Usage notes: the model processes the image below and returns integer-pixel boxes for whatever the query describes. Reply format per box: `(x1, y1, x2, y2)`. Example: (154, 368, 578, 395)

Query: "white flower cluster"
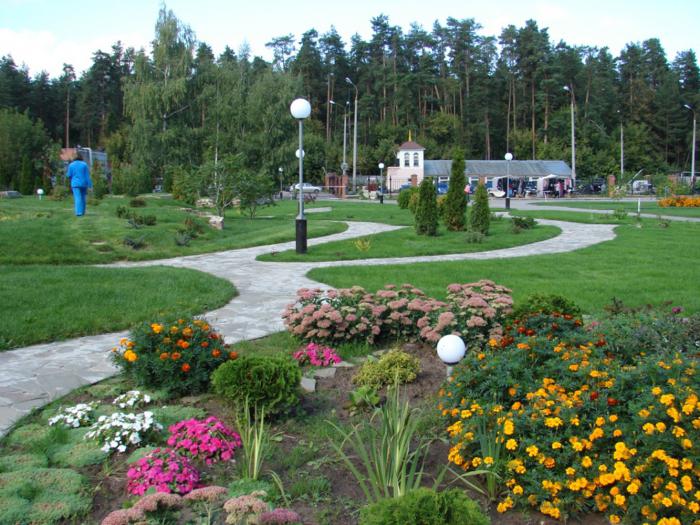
(48, 402, 97, 428)
(113, 390, 152, 410)
(85, 411, 162, 453)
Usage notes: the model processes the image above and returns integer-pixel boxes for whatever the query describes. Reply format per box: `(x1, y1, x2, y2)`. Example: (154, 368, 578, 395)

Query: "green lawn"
(535, 199, 700, 217)
(257, 220, 559, 262)
(0, 265, 236, 351)
(0, 196, 346, 264)
(308, 220, 700, 315)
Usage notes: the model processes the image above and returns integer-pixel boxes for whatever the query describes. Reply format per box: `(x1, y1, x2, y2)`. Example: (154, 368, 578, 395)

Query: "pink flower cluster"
(167, 416, 242, 465)
(293, 342, 341, 367)
(101, 492, 183, 525)
(284, 281, 513, 350)
(260, 508, 302, 524)
(126, 447, 200, 496)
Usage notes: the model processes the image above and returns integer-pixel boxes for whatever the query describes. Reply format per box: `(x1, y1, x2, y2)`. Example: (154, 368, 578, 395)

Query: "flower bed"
(440, 311, 699, 524)
(283, 280, 512, 348)
(658, 196, 700, 208)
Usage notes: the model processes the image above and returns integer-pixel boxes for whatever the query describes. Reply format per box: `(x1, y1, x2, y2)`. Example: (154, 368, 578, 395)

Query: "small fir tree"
(18, 156, 34, 195)
(443, 149, 467, 231)
(415, 177, 438, 236)
(91, 162, 108, 199)
(468, 182, 490, 235)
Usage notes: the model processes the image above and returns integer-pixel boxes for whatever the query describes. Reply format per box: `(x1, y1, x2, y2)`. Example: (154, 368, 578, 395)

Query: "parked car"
(436, 182, 449, 195)
(630, 180, 654, 194)
(290, 182, 322, 193)
(579, 178, 606, 194)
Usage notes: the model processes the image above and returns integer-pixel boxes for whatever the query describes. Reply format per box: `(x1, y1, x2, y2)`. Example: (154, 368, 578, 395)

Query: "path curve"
(0, 217, 615, 435)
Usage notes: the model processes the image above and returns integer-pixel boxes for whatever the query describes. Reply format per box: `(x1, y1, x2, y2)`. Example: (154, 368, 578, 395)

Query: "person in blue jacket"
(66, 152, 92, 216)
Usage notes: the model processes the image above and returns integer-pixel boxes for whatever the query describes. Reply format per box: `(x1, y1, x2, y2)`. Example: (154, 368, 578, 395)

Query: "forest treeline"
(0, 6, 698, 193)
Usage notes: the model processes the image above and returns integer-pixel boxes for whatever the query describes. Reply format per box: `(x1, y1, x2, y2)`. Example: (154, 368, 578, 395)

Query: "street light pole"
(685, 104, 696, 192)
(341, 101, 349, 178)
(290, 98, 311, 254)
(564, 85, 576, 190)
(346, 77, 358, 193)
(504, 152, 513, 210)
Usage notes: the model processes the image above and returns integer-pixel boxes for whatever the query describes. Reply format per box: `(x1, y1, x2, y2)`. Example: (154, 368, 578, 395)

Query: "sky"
(1, 0, 699, 78)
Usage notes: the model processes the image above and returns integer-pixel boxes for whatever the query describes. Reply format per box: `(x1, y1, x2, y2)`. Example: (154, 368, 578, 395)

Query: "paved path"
(0, 216, 616, 435)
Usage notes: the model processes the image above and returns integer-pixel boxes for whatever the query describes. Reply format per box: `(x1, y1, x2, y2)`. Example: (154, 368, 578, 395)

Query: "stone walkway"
(0, 216, 617, 435)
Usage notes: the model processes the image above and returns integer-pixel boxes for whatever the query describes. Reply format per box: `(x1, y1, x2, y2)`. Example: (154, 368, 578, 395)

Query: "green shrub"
(359, 488, 490, 525)
(468, 183, 490, 235)
(511, 293, 583, 321)
(92, 162, 108, 199)
(129, 197, 147, 208)
(212, 355, 301, 415)
(414, 178, 438, 236)
(111, 318, 231, 397)
(465, 230, 485, 244)
(511, 216, 535, 230)
(408, 190, 420, 214)
(49, 184, 69, 201)
(111, 163, 149, 196)
(51, 442, 108, 468)
(352, 350, 420, 389)
(115, 205, 129, 218)
(397, 187, 415, 209)
(122, 236, 147, 250)
(436, 195, 447, 221)
(443, 150, 467, 231)
(172, 166, 200, 205)
(151, 405, 207, 428)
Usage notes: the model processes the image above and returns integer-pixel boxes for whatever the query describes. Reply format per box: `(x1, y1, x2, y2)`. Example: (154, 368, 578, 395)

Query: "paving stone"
(313, 368, 337, 379)
(300, 377, 316, 393)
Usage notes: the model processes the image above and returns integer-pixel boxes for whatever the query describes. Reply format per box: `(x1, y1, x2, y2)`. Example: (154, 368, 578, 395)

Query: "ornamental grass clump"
(166, 416, 242, 465)
(111, 318, 236, 396)
(440, 307, 699, 524)
(126, 447, 200, 496)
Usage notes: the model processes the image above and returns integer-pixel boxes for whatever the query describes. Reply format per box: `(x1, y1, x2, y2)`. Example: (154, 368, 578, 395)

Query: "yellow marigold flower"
(566, 467, 576, 476)
(688, 501, 699, 513)
(150, 323, 164, 334)
(660, 393, 675, 406)
(626, 481, 639, 494)
(503, 419, 515, 435)
(488, 338, 498, 347)
(484, 456, 494, 466)
(589, 427, 604, 441)
(655, 422, 666, 432)
(551, 441, 562, 450)
(170, 326, 179, 334)
(661, 497, 673, 507)
(544, 417, 563, 428)
(671, 425, 685, 437)
(569, 416, 580, 426)
(595, 416, 606, 427)
(513, 485, 523, 495)
(643, 422, 655, 434)
(638, 408, 650, 418)
(471, 457, 482, 467)
(680, 458, 693, 470)
(569, 363, 579, 372)
(609, 414, 618, 422)
(496, 497, 514, 513)
(477, 353, 485, 360)
(581, 456, 593, 468)
(681, 438, 692, 449)
(506, 438, 518, 450)
(613, 429, 622, 437)
(526, 445, 539, 457)
(613, 494, 625, 506)
(123, 349, 137, 362)
(667, 407, 681, 423)
(651, 386, 662, 396)
(508, 387, 517, 396)
(608, 515, 620, 524)
(543, 457, 556, 469)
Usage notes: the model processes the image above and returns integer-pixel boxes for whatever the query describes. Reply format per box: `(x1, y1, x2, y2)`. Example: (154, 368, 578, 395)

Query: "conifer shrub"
(352, 350, 420, 389)
(414, 177, 438, 236)
(91, 162, 108, 199)
(397, 187, 416, 209)
(358, 488, 489, 525)
(468, 183, 490, 235)
(211, 355, 301, 415)
(443, 150, 467, 231)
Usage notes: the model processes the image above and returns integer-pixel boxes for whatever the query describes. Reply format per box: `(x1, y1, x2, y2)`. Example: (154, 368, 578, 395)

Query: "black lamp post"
(290, 98, 311, 254)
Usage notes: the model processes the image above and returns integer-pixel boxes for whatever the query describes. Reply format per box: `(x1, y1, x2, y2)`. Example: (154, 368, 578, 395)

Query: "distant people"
(66, 152, 92, 216)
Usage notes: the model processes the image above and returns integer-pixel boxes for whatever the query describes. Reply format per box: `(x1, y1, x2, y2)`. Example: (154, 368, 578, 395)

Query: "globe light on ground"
(37, 188, 44, 200)
(437, 334, 466, 378)
(290, 98, 311, 120)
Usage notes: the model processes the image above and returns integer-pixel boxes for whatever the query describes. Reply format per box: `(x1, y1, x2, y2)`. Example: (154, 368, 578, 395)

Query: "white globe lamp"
(290, 98, 311, 120)
(437, 334, 466, 378)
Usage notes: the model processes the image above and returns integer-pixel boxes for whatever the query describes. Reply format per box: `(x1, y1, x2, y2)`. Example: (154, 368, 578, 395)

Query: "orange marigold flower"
(182, 327, 193, 338)
(159, 352, 169, 360)
(177, 339, 190, 349)
(123, 350, 138, 362)
(181, 363, 191, 373)
(212, 349, 221, 358)
(171, 352, 181, 360)
(229, 351, 239, 360)
(201, 341, 209, 348)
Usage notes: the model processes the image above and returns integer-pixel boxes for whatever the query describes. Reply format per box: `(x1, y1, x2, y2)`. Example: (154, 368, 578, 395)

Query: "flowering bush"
(113, 390, 152, 410)
(166, 416, 242, 465)
(440, 311, 699, 524)
(111, 318, 236, 396)
(283, 286, 379, 344)
(48, 402, 97, 428)
(659, 195, 700, 207)
(284, 281, 512, 349)
(101, 492, 183, 525)
(259, 508, 302, 524)
(126, 447, 200, 495)
(223, 492, 269, 524)
(293, 342, 341, 367)
(85, 411, 162, 453)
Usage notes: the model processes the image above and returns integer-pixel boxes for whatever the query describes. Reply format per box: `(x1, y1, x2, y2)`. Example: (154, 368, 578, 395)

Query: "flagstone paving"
(0, 214, 619, 435)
